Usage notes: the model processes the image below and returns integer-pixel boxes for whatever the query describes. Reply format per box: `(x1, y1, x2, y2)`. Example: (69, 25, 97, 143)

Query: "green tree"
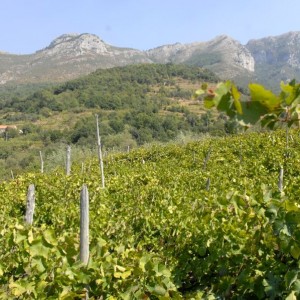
(109, 118, 125, 133)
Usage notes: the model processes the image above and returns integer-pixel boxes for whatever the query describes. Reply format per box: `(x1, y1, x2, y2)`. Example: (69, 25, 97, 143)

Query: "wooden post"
(25, 184, 35, 225)
(80, 185, 89, 299)
(239, 141, 243, 164)
(206, 178, 210, 191)
(80, 185, 89, 265)
(203, 148, 211, 170)
(66, 145, 71, 176)
(96, 115, 105, 188)
(278, 166, 284, 193)
(39, 151, 44, 173)
(286, 127, 289, 150)
(10, 170, 14, 180)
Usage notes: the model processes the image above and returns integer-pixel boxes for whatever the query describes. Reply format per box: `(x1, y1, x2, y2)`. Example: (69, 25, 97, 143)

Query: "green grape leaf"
(231, 83, 242, 114)
(286, 211, 300, 224)
(285, 270, 298, 289)
(146, 284, 167, 296)
(260, 114, 279, 129)
(280, 81, 296, 105)
(292, 279, 300, 293)
(249, 83, 281, 112)
(204, 95, 216, 109)
(217, 92, 236, 118)
(43, 229, 57, 246)
(31, 257, 46, 273)
(263, 274, 281, 299)
(13, 229, 27, 244)
(119, 290, 133, 300)
(194, 88, 206, 97)
(281, 225, 291, 236)
(139, 254, 151, 272)
(60, 289, 81, 300)
(238, 100, 269, 125)
(153, 263, 171, 277)
(114, 270, 132, 279)
(9, 282, 28, 297)
(286, 291, 297, 300)
(290, 244, 300, 259)
(214, 82, 230, 104)
(29, 238, 51, 258)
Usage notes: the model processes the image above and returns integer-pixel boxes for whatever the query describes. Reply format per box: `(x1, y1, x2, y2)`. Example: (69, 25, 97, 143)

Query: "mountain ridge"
(1, 31, 300, 90)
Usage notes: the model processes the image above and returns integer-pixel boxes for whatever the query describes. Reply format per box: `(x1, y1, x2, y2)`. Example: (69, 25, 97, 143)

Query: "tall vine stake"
(80, 184, 89, 264)
(80, 185, 89, 299)
(25, 184, 35, 225)
(39, 150, 44, 173)
(278, 166, 284, 193)
(66, 145, 71, 176)
(96, 114, 105, 188)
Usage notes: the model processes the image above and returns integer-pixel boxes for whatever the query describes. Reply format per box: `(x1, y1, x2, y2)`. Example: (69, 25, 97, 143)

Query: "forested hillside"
(0, 63, 236, 179)
(1, 64, 218, 112)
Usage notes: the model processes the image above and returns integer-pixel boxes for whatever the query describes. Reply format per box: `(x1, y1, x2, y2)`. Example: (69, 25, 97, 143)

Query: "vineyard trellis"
(1, 80, 300, 298)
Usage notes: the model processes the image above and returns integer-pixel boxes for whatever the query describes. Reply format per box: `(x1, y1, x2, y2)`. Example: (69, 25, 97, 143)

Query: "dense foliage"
(0, 64, 231, 179)
(1, 64, 218, 113)
(1, 129, 300, 298)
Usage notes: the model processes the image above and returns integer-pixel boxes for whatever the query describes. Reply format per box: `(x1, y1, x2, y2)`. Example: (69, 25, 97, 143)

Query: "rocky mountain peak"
(207, 35, 255, 72)
(147, 35, 255, 75)
(37, 33, 108, 57)
(47, 33, 81, 48)
(206, 35, 235, 46)
(146, 42, 185, 62)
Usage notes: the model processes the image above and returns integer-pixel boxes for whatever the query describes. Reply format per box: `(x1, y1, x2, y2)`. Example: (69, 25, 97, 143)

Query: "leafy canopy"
(195, 79, 300, 129)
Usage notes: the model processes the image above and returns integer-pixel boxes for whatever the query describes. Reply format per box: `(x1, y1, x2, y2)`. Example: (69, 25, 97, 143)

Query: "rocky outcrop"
(246, 31, 300, 68)
(36, 33, 109, 56)
(201, 35, 255, 72)
(245, 31, 300, 88)
(146, 43, 186, 63)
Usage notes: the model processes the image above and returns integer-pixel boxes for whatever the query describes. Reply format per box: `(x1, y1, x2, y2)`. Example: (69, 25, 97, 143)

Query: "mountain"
(0, 33, 151, 85)
(147, 35, 255, 87)
(1, 31, 300, 90)
(245, 31, 300, 89)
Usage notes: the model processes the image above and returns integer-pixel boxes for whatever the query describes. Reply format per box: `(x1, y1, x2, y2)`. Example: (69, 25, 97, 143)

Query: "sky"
(0, 0, 299, 54)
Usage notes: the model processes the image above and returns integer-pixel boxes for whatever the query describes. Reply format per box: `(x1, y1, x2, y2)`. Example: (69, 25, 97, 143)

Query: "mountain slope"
(1, 31, 300, 90)
(0, 63, 226, 179)
(246, 31, 300, 89)
(147, 35, 255, 78)
(0, 33, 254, 86)
(0, 33, 152, 84)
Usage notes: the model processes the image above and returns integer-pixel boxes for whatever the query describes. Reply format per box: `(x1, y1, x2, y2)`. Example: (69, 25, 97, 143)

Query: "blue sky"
(1, 0, 299, 54)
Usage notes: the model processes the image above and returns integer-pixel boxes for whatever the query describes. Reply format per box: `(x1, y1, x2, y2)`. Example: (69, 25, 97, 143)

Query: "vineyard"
(1, 129, 300, 299)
